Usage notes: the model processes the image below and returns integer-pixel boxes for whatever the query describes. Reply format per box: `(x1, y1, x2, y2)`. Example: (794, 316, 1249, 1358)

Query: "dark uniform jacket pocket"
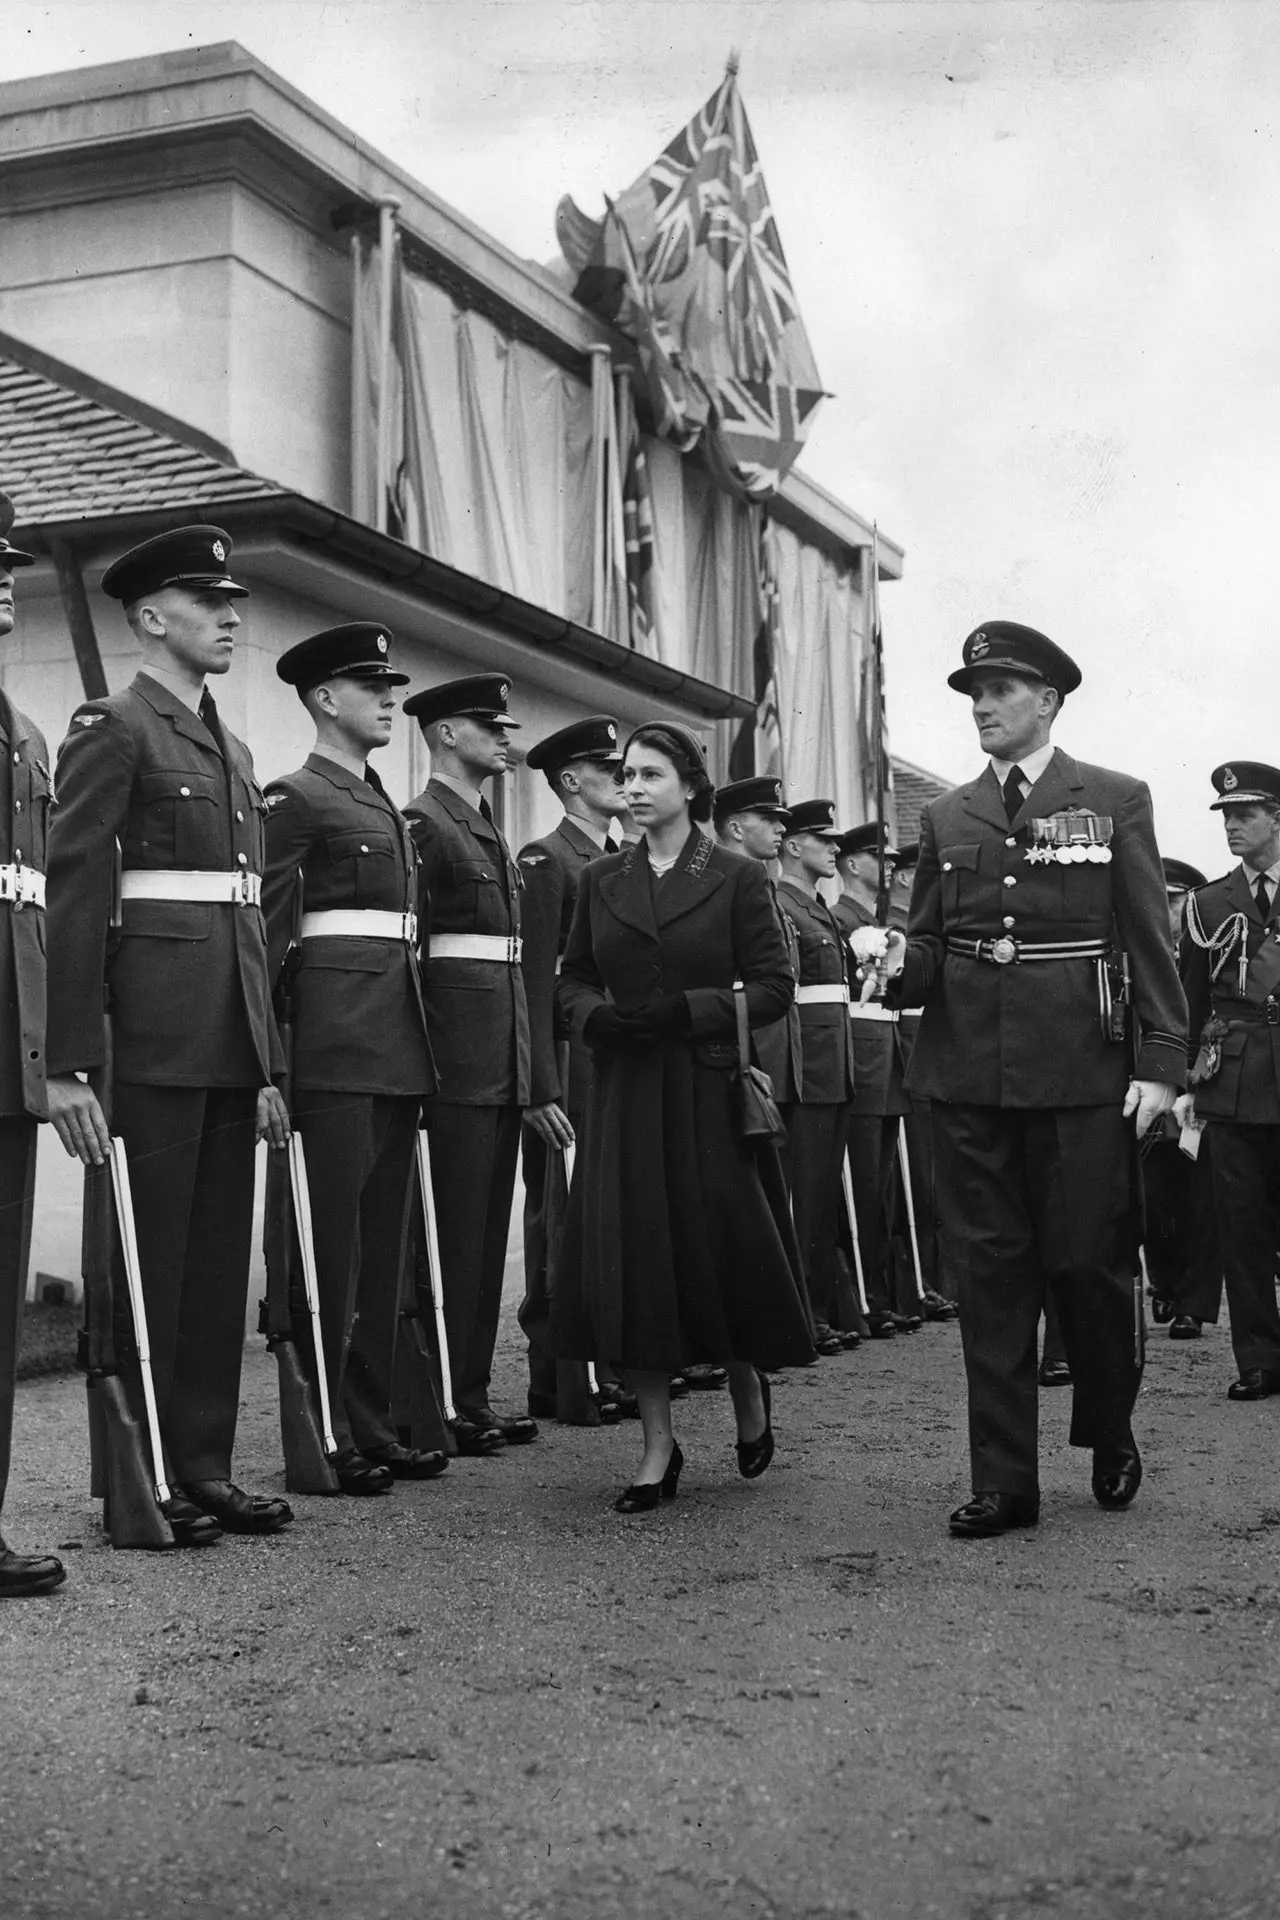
(136, 768, 222, 865)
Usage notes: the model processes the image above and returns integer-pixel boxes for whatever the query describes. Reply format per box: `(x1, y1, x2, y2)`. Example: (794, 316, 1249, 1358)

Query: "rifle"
(259, 938, 340, 1493)
(415, 1129, 457, 1426)
(840, 1150, 872, 1318)
(80, 956, 176, 1549)
(896, 1120, 927, 1307)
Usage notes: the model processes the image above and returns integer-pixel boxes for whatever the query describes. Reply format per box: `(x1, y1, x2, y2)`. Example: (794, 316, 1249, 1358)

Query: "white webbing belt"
(848, 1003, 899, 1023)
(121, 869, 262, 907)
(301, 910, 417, 943)
(429, 933, 523, 964)
(795, 984, 849, 1006)
(0, 864, 45, 908)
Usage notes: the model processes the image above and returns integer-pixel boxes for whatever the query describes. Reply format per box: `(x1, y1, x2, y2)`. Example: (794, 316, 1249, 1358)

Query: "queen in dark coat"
(552, 724, 814, 1512)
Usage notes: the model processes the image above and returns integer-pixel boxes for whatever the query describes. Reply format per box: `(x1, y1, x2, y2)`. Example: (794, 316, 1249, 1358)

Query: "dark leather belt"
(947, 935, 1111, 967)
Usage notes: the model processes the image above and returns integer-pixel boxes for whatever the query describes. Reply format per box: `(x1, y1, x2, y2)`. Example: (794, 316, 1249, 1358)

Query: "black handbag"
(731, 987, 788, 1143)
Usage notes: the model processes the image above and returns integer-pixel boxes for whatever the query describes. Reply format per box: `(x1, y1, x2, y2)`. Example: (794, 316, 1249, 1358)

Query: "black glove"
(582, 1006, 649, 1050)
(629, 994, 691, 1039)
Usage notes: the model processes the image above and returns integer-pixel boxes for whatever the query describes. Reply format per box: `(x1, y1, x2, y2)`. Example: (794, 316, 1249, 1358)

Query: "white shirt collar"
(989, 741, 1056, 789)
(1242, 855, 1280, 889)
(433, 770, 486, 813)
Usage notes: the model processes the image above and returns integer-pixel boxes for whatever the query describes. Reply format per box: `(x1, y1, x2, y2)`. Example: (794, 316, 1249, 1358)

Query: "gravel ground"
(3, 1278, 1279, 1920)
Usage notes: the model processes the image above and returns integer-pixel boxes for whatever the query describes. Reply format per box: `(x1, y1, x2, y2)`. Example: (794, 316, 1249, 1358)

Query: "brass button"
(179, 786, 191, 798)
(360, 844, 370, 854)
(942, 861, 953, 873)
(13, 799, 19, 811)
(12, 849, 20, 861)
(1003, 915, 1015, 929)
(237, 852, 248, 866)
(1005, 836, 1017, 848)
(1003, 875, 1017, 888)
(236, 809, 244, 823)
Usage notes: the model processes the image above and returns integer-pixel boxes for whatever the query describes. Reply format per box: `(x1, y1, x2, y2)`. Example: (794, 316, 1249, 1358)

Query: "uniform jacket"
(517, 814, 610, 1116)
(753, 877, 803, 1105)
(45, 673, 280, 1089)
(831, 892, 910, 1119)
(1182, 865, 1280, 1123)
(261, 753, 436, 1098)
(405, 777, 531, 1106)
(775, 880, 856, 1105)
(0, 692, 49, 1119)
(895, 747, 1188, 1107)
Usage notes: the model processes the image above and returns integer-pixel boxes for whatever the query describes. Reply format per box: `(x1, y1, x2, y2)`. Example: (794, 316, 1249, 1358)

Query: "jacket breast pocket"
(449, 856, 497, 900)
(938, 843, 981, 915)
(325, 828, 396, 906)
(138, 769, 222, 866)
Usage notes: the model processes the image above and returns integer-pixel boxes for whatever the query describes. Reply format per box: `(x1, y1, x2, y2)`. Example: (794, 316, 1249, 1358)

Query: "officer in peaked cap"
(774, 800, 859, 1355)
(402, 672, 536, 1453)
(831, 826, 917, 1336)
(0, 492, 65, 1595)
(517, 716, 626, 1424)
(45, 523, 293, 1548)
(261, 625, 443, 1494)
(1178, 761, 1280, 1398)
(887, 620, 1187, 1538)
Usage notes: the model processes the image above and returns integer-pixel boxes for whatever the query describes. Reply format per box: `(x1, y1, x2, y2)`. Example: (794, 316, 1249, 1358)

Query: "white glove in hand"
(848, 926, 888, 965)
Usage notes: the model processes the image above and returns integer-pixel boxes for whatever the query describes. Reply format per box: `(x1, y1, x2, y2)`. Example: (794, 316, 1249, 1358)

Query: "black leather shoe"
(159, 1492, 223, 1547)
(922, 1290, 959, 1322)
(362, 1442, 447, 1480)
(667, 1373, 691, 1398)
(1150, 1294, 1175, 1325)
(1169, 1316, 1203, 1340)
(448, 1415, 506, 1455)
(736, 1373, 774, 1480)
(891, 1311, 924, 1333)
(812, 1324, 846, 1357)
(1038, 1358, 1073, 1387)
(462, 1406, 539, 1446)
(596, 1383, 639, 1421)
(332, 1450, 395, 1495)
(615, 1442, 683, 1514)
(680, 1363, 729, 1390)
(1228, 1369, 1280, 1401)
(949, 1492, 1040, 1538)
(1092, 1435, 1142, 1509)
(180, 1480, 294, 1534)
(867, 1313, 897, 1339)
(0, 1545, 67, 1596)
(836, 1327, 862, 1350)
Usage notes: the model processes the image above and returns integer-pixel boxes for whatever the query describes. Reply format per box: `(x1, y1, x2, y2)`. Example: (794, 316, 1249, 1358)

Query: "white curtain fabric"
(771, 522, 867, 827)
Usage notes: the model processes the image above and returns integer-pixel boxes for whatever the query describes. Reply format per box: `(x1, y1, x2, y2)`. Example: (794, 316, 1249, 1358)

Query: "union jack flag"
(558, 60, 825, 501)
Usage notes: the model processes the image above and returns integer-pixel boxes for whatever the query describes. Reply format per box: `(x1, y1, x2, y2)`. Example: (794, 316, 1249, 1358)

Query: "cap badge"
(212, 539, 226, 563)
(377, 634, 388, 653)
(607, 723, 617, 741)
(970, 633, 990, 659)
(500, 683, 509, 700)
(1222, 767, 1238, 791)
(772, 782, 782, 803)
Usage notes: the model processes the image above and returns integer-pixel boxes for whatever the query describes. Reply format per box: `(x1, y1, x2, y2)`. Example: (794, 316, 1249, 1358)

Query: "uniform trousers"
(0, 1116, 36, 1516)
(1207, 1121, 1280, 1375)
(111, 1083, 257, 1482)
(845, 1115, 899, 1317)
(422, 1101, 522, 1415)
(293, 1090, 420, 1455)
(932, 1101, 1142, 1498)
(1142, 1133, 1223, 1324)
(782, 1102, 850, 1331)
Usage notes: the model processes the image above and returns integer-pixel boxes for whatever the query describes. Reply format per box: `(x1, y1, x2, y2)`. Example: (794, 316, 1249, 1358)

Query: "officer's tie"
(604, 834, 620, 854)
(1003, 765, 1026, 823)
(1255, 872, 1272, 921)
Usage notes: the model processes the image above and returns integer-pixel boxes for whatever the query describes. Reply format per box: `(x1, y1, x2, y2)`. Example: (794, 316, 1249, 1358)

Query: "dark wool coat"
(0, 693, 49, 1118)
(895, 748, 1188, 1107)
(551, 829, 814, 1372)
(261, 753, 436, 1097)
(45, 673, 280, 1088)
(1182, 865, 1280, 1123)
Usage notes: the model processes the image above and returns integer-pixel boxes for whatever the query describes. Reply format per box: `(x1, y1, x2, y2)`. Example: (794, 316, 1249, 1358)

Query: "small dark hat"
(948, 621, 1081, 697)
(277, 623, 408, 692)
(712, 775, 788, 823)
(1162, 857, 1207, 893)
(0, 492, 33, 568)
(526, 715, 622, 772)
(1209, 762, 1280, 810)
(403, 673, 520, 730)
(101, 524, 247, 603)
(835, 822, 900, 861)
(784, 798, 840, 841)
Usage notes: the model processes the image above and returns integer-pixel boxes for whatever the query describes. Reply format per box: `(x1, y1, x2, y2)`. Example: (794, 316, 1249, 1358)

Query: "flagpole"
(871, 527, 891, 923)
(374, 196, 401, 537)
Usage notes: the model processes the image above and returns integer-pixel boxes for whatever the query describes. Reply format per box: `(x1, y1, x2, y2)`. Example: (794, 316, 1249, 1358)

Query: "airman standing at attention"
(775, 800, 858, 1355)
(713, 777, 803, 1123)
(1179, 766, 1280, 1398)
(262, 624, 442, 1494)
(889, 622, 1186, 1539)
(832, 825, 917, 1336)
(403, 675, 537, 1454)
(44, 526, 293, 1546)
(517, 715, 623, 1423)
(0, 492, 65, 1596)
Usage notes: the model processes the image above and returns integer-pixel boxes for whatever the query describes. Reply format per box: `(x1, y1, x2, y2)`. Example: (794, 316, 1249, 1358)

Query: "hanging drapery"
(770, 522, 866, 829)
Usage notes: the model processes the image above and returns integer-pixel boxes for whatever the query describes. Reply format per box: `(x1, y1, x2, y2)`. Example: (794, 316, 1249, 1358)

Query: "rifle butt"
(555, 1360, 601, 1426)
(270, 1339, 340, 1494)
(90, 1375, 175, 1550)
(393, 1314, 456, 1455)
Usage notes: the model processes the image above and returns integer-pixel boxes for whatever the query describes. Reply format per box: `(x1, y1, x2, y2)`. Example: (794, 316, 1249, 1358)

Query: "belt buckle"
(0, 867, 14, 905)
(989, 936, 1017, 965)
(234, 871, 260, 908)
(17, 867, 39, 909)
(406, 911, 419, 945)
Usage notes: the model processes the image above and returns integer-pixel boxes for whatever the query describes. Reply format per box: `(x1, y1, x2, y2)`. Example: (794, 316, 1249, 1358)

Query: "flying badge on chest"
(1025, 810, 1113, 866)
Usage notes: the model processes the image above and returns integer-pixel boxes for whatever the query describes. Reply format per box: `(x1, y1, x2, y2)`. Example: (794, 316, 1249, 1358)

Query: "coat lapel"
(960, 765, 1011, 833)
(599, 842, 659, 940)
(556, 818, 605, 866)
(133, 672, 224, 760)
(654, 829, 725, 928)
(1229, 862, 1264, 927)
(429, 775, 501, 849)
(1014, 747, 1083, 830)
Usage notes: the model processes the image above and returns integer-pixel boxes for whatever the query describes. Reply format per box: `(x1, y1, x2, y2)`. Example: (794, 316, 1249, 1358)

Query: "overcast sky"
(8, 0, 1278, 868)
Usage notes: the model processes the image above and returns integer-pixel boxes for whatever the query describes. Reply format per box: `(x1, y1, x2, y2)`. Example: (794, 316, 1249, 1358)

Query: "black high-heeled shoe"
(614, 1442, 683, 1513)
(736, 1372, 774, 1480)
